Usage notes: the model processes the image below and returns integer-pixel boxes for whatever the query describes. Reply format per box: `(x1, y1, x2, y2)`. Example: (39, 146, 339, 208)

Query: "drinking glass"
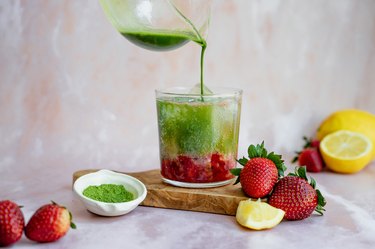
(156, 87, 242, 188)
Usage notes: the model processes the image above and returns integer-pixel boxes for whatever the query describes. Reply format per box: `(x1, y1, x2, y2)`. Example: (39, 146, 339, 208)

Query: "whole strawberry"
(292, 136, 324, 172)
(25, 202, 76, 243)
(268, 166, 326, 220)
(0, 200, 25, 247)
(231, 142, 286, 198)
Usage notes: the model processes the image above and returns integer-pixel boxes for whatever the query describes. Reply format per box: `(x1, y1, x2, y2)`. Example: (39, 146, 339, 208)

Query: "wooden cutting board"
(72, 169, 248, 216)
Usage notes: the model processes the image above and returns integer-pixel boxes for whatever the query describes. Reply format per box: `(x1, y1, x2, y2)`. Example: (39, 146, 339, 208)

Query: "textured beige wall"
(1, 0, 374, 174)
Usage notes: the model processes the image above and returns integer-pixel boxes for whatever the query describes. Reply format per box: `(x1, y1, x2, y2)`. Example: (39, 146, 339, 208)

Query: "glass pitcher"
(99, 0, 211, 51)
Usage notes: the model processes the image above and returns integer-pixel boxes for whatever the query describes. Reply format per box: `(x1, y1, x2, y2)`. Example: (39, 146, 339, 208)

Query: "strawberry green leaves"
(230, 168, 242, 185)
(247, 142, 268, 158)
(315, 190, 326, 215)
(232, 142, 286, 180)
(237, 158, 248, 167)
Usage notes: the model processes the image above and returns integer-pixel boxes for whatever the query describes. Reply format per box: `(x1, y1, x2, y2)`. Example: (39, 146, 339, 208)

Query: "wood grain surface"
(73, 169, 248, 216)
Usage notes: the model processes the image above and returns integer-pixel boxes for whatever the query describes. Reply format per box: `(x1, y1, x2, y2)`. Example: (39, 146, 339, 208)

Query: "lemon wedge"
(236, 199, 285, 230)
(320, 130, 373, 173)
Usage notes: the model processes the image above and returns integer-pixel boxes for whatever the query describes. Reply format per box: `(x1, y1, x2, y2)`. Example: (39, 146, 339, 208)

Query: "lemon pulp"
(236, 199, 284, 230)
(320, 130, 373, 173)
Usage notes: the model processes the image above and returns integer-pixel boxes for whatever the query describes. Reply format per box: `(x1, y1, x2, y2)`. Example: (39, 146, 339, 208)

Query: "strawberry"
(25, 202, 76, 243)
(231, 142, 286, 198)
(0, 200, 25, 246)
(268, 166, 326, 220)
(301, 136, 320, 149)
(297, 148, 324, 172)
(309, 139, 320, 149)
(292, 136, 324, 172)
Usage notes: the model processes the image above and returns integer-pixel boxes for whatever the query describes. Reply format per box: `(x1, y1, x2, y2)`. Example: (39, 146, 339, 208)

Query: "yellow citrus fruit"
(320, 130, 373, 174)
(316, 109, 375, 159)
(236, 199, 285, 230)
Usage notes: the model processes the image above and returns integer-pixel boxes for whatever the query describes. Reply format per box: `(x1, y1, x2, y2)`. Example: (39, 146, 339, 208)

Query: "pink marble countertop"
(2, 160, 375, 249)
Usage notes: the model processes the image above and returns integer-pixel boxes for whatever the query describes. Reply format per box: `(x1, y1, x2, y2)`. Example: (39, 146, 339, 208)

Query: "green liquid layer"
(121, 31, 192, 51)
(157, 97, 241, 157)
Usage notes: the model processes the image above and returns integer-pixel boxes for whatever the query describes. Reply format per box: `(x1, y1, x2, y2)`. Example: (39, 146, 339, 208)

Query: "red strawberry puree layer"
(161, 153, 236, 183)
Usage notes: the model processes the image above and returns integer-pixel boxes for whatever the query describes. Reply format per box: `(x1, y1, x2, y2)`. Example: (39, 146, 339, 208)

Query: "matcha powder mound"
(83, 184, 134, 203)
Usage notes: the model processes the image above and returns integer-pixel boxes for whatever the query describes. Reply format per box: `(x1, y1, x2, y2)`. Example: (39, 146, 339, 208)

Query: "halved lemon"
(320, 130, 373, 173)
(236, 199, 285, 230)
(317, 109, 375, 159)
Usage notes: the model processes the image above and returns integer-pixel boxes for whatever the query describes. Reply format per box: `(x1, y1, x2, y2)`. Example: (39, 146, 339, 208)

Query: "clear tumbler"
(156, 87, 242, 188)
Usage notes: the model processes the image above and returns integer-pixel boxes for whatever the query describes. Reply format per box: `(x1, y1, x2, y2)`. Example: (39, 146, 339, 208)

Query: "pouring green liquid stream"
(100, 0, 208, 96)
(121, 30, 207, 96)
(169, 2, 207, 96)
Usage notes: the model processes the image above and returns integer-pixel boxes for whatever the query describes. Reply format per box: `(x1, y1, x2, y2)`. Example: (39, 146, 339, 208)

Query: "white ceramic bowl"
(73, 169, 147, 216)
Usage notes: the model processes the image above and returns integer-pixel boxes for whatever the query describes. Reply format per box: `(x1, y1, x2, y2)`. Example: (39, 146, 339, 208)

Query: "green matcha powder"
(83, 184, 134, 203)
